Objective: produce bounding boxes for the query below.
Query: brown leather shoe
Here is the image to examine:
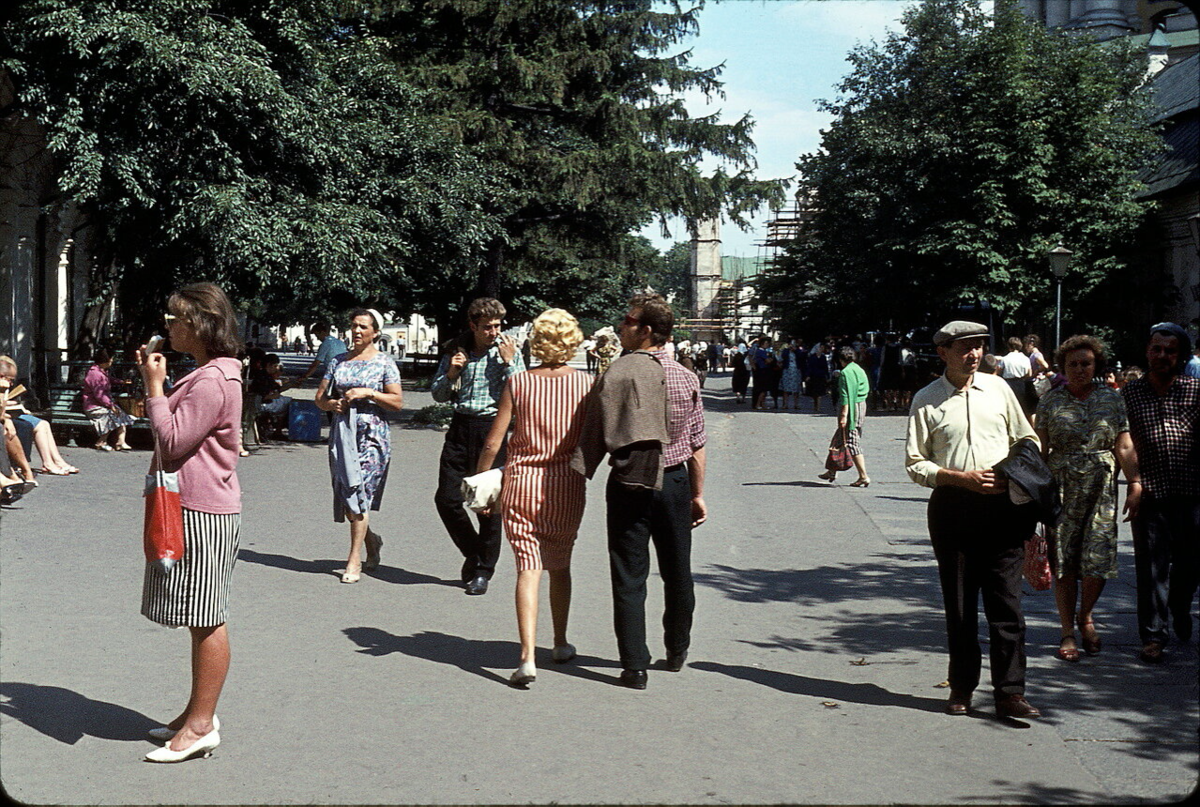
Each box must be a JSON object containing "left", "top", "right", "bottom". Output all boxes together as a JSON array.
[
  {"left": 945, "top": 690, "right": 971, "bottom": 715},
  {"left": 995, "top": 694, "right": 1041, "bottom": 719}
]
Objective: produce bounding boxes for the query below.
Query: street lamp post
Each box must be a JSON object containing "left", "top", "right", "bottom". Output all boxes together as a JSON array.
[{"left": 1048, "top": 244, "right": 1073, "bottom": 349}]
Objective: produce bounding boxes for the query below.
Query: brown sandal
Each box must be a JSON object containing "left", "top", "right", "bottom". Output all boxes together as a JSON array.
[
  {"left": 1078, "top": 620, "right": 1102, "bottom": 655},
  {"left": 1057, "top": 636, "right": 1080, "bottom": 663}
]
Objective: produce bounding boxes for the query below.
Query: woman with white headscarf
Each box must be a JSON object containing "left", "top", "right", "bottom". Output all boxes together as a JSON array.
[{"left": 315, "top": 308, "right": 403, "bottom": 583}]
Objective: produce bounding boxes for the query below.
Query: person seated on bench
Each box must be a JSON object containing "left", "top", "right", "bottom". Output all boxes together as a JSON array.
[
  {"left": 82, "top": 348, "right": 135, "bottom": 451},
  {"left": 248, "top": 353, "right": 294, "bottom": 439},
  {"left": 1, "top": 401, "right": 37, "bottom": 502},
  {"left": 0, "top": 355, "right": 79, "bottom": 474}
]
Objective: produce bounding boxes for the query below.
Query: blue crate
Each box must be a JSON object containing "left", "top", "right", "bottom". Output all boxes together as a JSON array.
[{"left": 288, "top": 400, "right": 324, "bottom": 442}]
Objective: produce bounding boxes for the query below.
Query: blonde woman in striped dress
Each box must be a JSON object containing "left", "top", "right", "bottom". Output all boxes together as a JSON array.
[{"left": 477, "top": 309, "right": 593, "bottom": 686}]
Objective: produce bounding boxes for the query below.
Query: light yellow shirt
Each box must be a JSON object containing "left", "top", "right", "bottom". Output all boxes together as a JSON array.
[{"left": 905, "top": 372, "right": 1037, "bottom": 488}]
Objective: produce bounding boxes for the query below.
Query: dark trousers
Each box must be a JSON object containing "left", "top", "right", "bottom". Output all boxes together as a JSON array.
[
  {"left": 927, "top": 486, "right": 1037, "bottom": 699},
  {"left": 1132, "top": 496, "right": 1200, "bottom": 645},
  {"left": 606, "top": 464, "right": 695, "bottom": 671},
  {"left": 434, "top": 414, "right": 507, "bottom": 579}
]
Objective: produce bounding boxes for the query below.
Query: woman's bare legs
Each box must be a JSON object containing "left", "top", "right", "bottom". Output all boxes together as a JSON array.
[
  {"left": 344, "top": 512, "right": 368, "bottom": 579},
  {"left": 515, "top": 568, "right": 543, "bottom": 664},
  {"left": 32, "top": 422, "right": 72, "bottom": 471},
  {"left": 852, "top": 453, "right": 869, "bottom": 484},
  {"left": 164, "top": 624, "right": 229, "bottom": 751},
  {"left": 1054, "top": 572, "right": 1080, "bottom": 658},
  {"left": 112, "top": 424, "right": 131, "bottom": 450},
  {"left": 548, "top": 568, "right": 572, "bottom": 648},
  {"left": 6, "top": 428, "right": 36, "bottom": 481}
]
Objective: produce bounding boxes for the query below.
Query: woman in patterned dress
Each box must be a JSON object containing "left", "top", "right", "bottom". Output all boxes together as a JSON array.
[
  {"left": 1035, "top": 335, "right": 1141, "bottom": 663},
  {"left": 477, "top": 309, "right": 593, "bottom": 686},
  {"left": 315, "top": 309, "right": 403, "bottom": 584}
]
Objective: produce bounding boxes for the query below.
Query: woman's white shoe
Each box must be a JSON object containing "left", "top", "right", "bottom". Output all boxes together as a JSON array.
[
  {"left": 147, "top": 714, "right": 219, "bottom": 742},
  {"left": 144, "top": 728, "right": 220, "bottom": 763},
  {"left": 509, "top": 660, "right": 536, "bottom": 686}
]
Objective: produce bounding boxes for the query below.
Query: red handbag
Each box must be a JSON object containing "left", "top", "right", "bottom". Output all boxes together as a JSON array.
[
  {"left": 826, "top": 428, "right": 854, "bottom": 472},
  {"left": 1023, "top": 523, "right": 1052, "bottom": 591},
  {"left": 143, "top": 439, "right": 184, "bottom": 573}
]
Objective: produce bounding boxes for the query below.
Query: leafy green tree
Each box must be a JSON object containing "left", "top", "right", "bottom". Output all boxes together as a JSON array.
[
  {"left": 4, "top": 0, "right": 498, "bottom": 353},
  {"left": 757, "top": 0, "right": 1163, "bottom": 340},
  {"left": 360, "top": 0, "right": 784, "bottom": 326}
]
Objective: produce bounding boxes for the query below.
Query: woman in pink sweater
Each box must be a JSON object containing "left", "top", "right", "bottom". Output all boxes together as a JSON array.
[{"left": 137, "top": 282, "right": 243, "bottom": 763}]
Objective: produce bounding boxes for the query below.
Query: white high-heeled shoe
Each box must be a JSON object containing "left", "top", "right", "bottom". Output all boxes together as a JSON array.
[
  {"left": 509, "top": 660, "right": 536, "bottom": 686},
  {"left": 147, "top": 714, "right": 219, "bottom": 742},
  {"left": 144, "top": 728, "right": 220, "bottom": 763}
]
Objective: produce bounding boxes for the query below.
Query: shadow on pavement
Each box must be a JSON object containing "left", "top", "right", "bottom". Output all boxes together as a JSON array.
[
  {"left": 342, "top": 628, "right": 513, "bottom": 686},
  {"left": 742, "top": 480, "right": 835, "bottom": 488},
  {"left": 0, "top": 682, "right": 158, "bottom": 744},
  {"left": 691, "top": 661, "right": 945, "bottom": 713},
  {"left": 237, "top": 548, "right": 451, "bottom": 587}
]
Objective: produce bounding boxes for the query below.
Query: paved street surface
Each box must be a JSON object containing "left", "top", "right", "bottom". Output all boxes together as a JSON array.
[{"left": 2, "top": 370, "right": 1197, "bottom": 804}]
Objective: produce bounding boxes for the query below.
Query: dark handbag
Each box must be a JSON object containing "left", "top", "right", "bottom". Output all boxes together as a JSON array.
[
  {"left": 826, "top": 428, "right": 854, "bottom": 472},
  {"left": 143, "top": 435, "right": 184, "bottom": 574}
]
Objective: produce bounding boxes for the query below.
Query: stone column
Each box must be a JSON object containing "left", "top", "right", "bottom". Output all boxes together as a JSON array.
[{"left": 689, "top": 218, "right": 722, "bottom": 342}]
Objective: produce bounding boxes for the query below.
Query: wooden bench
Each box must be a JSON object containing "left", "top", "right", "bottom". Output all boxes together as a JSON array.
[{"left": 45, "top": 386, "right": 150, "bottom": 445}]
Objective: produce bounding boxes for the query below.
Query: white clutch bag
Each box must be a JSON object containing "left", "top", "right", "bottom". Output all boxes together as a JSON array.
[{"left": 462, "top": 467, "right": 503, "bottom": 512}]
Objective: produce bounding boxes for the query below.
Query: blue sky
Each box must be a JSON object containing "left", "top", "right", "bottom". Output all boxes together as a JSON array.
[{"left": 641, "top": 0, "right": 925, "bottom": 258}]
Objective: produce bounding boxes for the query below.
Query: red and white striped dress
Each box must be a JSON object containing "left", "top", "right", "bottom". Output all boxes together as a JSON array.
[{"left": 501, "top": 370, "right": 594, "bottom": 571}]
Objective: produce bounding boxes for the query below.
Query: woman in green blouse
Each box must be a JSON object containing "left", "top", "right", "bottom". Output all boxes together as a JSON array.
[
  {"left": 1035, "top": 335, "right": 1141, "bottom": 663},
  {"left": 819, "top": 347, "right": 871, "bottom": 487}
]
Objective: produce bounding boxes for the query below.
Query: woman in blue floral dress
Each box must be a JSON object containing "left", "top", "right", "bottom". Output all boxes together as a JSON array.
[{"left": 315, "top": 309, "right": 403, "bottom": 583}]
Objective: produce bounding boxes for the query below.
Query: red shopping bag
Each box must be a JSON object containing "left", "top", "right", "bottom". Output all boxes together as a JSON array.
[
  {"left": 143, "top": 466, "right": 184, "bottom": 574},
  {"left": 826, "top": 429, "right": 854, "bottom": 472},
  {"left": 1023, "top": 523, "right": 1052, "bottom": 591}
]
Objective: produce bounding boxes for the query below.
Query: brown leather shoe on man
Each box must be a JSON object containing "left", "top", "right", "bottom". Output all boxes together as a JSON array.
[
  {"left": 945, "top": 690, "right": 971, "bottom": 715},
  {"left": 995, "top": 694, "right": 1041, "bottom": 719}
]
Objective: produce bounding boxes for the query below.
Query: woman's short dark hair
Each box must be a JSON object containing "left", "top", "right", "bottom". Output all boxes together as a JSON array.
[
  {"left": 349, "top": 308, "right": 380, "bottom": 333},
  {"left": 1024, "top": 334, "right": 1041, "bottom": 349},
  {"left": 168, "top": 282, "right": 242, "bottom": 358},
  {"left": 837, "top": 346, "right": 856, "bottom": 366},
  {"left": 1006, "top": 336, "right": 1023, "bottom": 352},
  {"left": 1054, "top": 334, "right": 1107, "bottom": 373},
  {"left": 628, "top": 293, "right": 673, "bottom": 346},
  {"left": 93, "top": 347, "right": 111, "bottom": 365}
]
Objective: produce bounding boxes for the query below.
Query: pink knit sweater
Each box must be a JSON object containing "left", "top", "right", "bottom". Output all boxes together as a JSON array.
[{"left": 145, "top": 356, "right": 243, "bottom": 514}]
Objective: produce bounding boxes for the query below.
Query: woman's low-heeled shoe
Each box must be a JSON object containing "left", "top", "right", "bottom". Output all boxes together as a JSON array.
[
  {"left": 552, "top": 644, "right": 576, "bottom": 663},
  {"left": 144, "top": 729, "right": 220, "bottom": 763},
  {"left": 509, "top": 661, "right": 536, "bottom": 686},
  {"left": 148, "top": 715, "right": 219, "bottom": 742},
  {"left": 340, "top": 569, "right": 361, "bottom": 584}
]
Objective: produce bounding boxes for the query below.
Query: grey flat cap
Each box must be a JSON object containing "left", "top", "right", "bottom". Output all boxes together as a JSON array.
[{"left": 933, "top": 320, "right": 990, "bottom": 347}]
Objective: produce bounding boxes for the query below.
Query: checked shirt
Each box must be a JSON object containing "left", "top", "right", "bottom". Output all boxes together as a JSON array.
[
  {"left": 1122, "top": 374, "right": 1200, "bottom": 500},
  {"left": 649, "top": 347, "right": 707, "bottom": 468}
]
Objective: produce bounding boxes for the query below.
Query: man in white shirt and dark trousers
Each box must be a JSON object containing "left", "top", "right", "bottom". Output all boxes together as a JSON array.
[{"left": 906, "top": 321, "right": 1042, "bottom": 720}]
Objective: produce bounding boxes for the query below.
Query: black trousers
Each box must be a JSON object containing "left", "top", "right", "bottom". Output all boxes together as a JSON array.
[
  {"left": 434, "top": 413, "right": 507, "bottom": 579},
  {"left": 606, "top": 464, "right": 695, "bottom": 671},
  {"left": 1132, "top": 496, "right": 1200, "bottom": 645},
  {"left": 927, "top": 486, "right": 1037, "bottom": 699}
]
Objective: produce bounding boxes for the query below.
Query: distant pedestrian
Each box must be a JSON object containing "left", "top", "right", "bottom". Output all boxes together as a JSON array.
[
  {"left": 136, "top": 282, "right": 243, "bottom": 762},
  {"left": 1122, "top": 323, "right": 1200, "bottom": 664},
  {"left": 573, "top": 293, "right": 707, "bottom": 690},
  {"left": 906, "top": 321, "right": 1042, "bottom": 720},
  {"left": 751, "top": 336, "right": 773, "bottom": 410},
  {"left": 779, "top": 339, "right": 802, "bottom": 409},
  {"left": 476, "top": 309, "right": 593, "bottom": 686},
  {"left": 1034, "top": 335, "right": 1141, "bottom": 663},
  {"left": 1025, "top": 334, "right": 1050, "bottom": 377},
  {"left": 315, "top": 308, "right": 403, "bottom": 584},
  {"left": 805, "top": 342, "right": 830, "bottom": 413},
  {"left": 82, "top": 348, "right": 135, "bottom": 451},
  {"left": 298, "top": 322, "right": 348, "bottom": 385},
  {"left": 730, "top": 347, "right": 750, "bottom": 404},
  {"left": 431, "top": 298, "right": 524, "bottom": 595},
  {"left": 819, "top": 347, "right": 871, "bottom": 487}
]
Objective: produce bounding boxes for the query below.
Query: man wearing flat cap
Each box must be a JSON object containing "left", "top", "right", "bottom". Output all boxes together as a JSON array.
[
  {"left": 1121, "top": 323, "right": 1200, "bottom": 664},
  {"left": 906, "top": 320, "right": 1043, "bottom": 720}
]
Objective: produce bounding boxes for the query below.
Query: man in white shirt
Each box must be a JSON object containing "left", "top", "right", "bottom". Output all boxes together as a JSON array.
[
  {"left": 999, "top": 337, "right": 1031, "bottom": 380},
  {"left": 906, "top": 321, "right": 1042, "bottom": 721}
]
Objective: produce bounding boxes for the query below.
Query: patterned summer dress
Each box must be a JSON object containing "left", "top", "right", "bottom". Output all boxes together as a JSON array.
[
  {"left": 324, "top": 351, "right": 401, "bottom": 521},
  {"left": 501, "top": 370, "right": 593, "bottom": 571},
  {"left": 1035, "top": 384, "right": 1129, "bottom": 579}
]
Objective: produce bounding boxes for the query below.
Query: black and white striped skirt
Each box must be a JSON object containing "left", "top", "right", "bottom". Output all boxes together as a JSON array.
[{"left": 141, "top": 509, "right": 241, "bottom": 628}]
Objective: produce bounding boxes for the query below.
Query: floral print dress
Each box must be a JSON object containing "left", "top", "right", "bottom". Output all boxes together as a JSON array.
[
  {"left": 324, "top": 352, "right": 401, "bottom": 521},
  {"left": 1035, "top": 385, "right": 1129, "bottom": 579}
]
